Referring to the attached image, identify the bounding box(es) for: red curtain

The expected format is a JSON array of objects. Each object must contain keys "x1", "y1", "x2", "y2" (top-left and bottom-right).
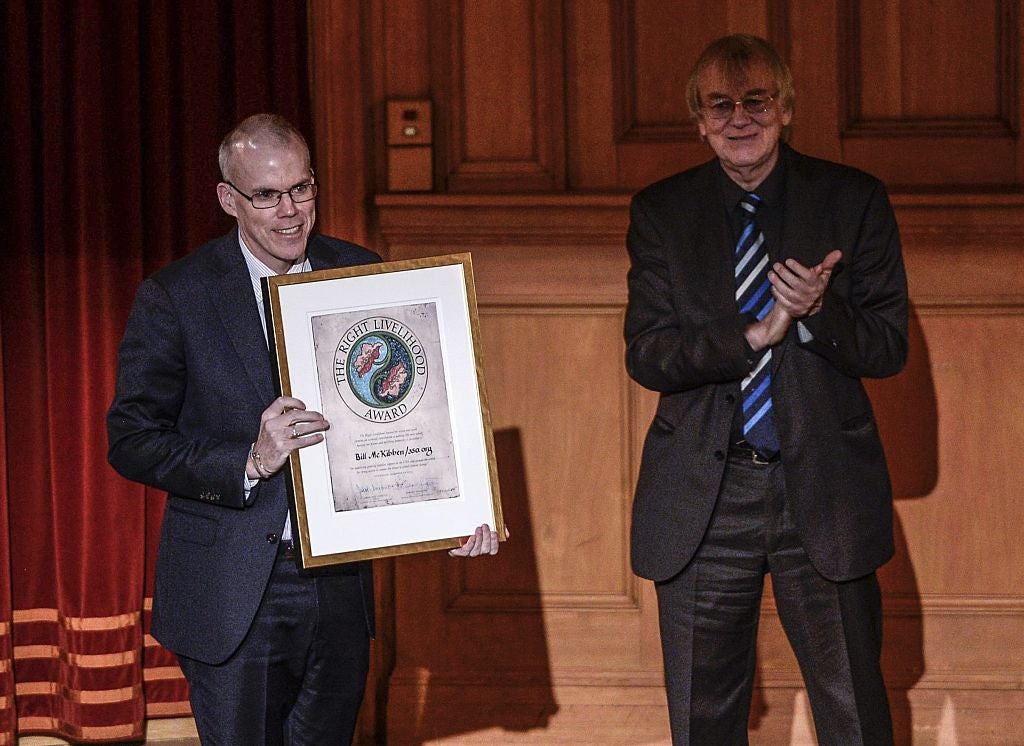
[{"x1": 1, "y1": 1, "x2": 311, "y2": 740}]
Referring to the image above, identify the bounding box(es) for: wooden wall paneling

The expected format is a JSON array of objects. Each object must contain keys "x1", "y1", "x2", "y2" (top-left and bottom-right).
[
  {"x1": 376, "y1": 198, "x2": 675, "y2": 742},
  {"x1": 308, "y1": 0, "x2": 373, "y2": 246},
  {"x1": 462, "y1": 307, "x2": 632, "y2": 613},
  {"x1": 838, "y1": 0, "x2": 1019, "y2": 187},
  {"x1": 894, "y1": 194, "x2": 1024, "y2": 306},
  {"x1": 308, "y1": 0, "x2": 1024, "y2": 737},
  {"x1": 611, "y1": 0, "x2": 723, "y2": 141},
  {"x1": 438, "y1": 0, "x2": 566, "y2": 192},
  {"x1": 891, "y1": 307, "x2": 1024, "y2": 584},
  {"x1": 856, "y1": 0, "x2": 1005, "y2": 121},
  {"x1": 876, "y1": 306, "x2": 1024, "y2": 741},
  {"x1": 373, "y1": 195, "x2": 632, "y2": 304},
  {"x1": 565, "y1": 0, "x2": 618, "y2": 189},
  {"x1": 875, "y1": 195, "x2": 1024, "y2": 741},
  {"x1": 372, "y1": 0, "x2": 434, "y2": 198},
  {"x1": 785, "y1": 1, "x2": 843, "y2": 162},
  {"x1": 367, "y1": 195, "x2": 1024, "y2": 742},
  {"x1": 1017, "y1": 1, "x2": 1024, "y2": 183},
  {"x1": 379, "y1": 0, "x2": 432, "y2": 95}
]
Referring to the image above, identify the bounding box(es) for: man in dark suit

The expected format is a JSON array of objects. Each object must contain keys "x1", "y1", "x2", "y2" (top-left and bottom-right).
[
  {"x1": 108, "y1": 114, "x2": 500, "y2": 744},
  {"x1": 624, "y1": 36, "x2": 907, "y2": 744}
]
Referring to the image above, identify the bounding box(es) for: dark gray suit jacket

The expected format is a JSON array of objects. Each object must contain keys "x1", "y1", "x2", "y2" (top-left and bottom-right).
[
  {"x1": 625, "y1": 144, "x2": 908, "y2": 584},
  {"x1": 108, "y1": 229, "x2": 380, "y2": 664}
]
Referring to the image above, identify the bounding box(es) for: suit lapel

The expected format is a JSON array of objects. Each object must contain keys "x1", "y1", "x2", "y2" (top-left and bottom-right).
[
  {"x1": 307, "y1": 234, "x2": 372, "y2": 270},
  {"x1": 307, "y1": 236, "x2": 332, "y2": 271},
  {"x1": 773, "y1": 147, "x2": 828, "y2": 371},
  {"x1": 678, "y1": 163, "x2": 736, "y2": 316},
  {"x1": 204, "y1": 231, "x2": 276, "y2": 404},
  {"x1": 779, "y1": 148, "x2": 827, "y2": 270}
]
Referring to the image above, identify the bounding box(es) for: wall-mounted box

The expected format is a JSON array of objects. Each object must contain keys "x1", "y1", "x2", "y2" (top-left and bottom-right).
[{"x1": 386, "y1": 99, "x2": 433, "y2": 191}]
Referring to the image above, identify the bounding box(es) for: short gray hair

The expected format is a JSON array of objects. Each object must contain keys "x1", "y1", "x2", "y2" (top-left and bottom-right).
[{"x1": 218, "y1": 114, "x2": 310, "y2": 182}]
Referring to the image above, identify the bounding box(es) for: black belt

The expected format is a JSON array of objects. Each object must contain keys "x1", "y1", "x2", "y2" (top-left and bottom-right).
[{"x1": 729, "y1": 440, "x2": 780, "y2": 465}]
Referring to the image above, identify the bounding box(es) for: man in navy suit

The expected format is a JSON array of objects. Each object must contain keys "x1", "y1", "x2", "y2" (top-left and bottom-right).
[
  {"x1": 625, "y1": 37, "x2": 907, "y2": 744},
  {"x1": 108, "y1": 114, "x2": 500, "y2": 744}
]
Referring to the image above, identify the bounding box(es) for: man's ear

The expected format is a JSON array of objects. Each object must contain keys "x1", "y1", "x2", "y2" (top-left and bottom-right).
[{"x1": 216, "y1": 183, "x2": 238, "y2": 218}]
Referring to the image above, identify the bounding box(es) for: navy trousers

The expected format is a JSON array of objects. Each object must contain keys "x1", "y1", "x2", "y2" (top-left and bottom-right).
[
  {"x1": 179, "y1": 548, "x2": 371, "y2": 745},
  {"x1": 655, "y1": 452, "x2": 893, "y2": 745}
]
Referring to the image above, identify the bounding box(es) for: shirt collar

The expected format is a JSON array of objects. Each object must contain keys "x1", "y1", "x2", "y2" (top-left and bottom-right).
[
  {"x1": 238, "y1": 234, "x2": 310, "y2": 282},
  {"x1": 237, "y1": 234, "x2": 311, "y2": 342},
  {"x1": 237, "y1": 234, "x2": 311, "y2": 337}
]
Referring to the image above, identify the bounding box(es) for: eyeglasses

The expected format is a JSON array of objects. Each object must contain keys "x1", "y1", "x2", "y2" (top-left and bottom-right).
[
  {"x1": 225, "y1": 171, "x2": 318, "y2": 209},
  {"x1": 701, "y1": 94, "x2": 776, "y2": 121}
]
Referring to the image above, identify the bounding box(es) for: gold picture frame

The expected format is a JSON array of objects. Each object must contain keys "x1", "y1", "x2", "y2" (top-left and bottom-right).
[{"x1": 262, "y1": 253, "x2": 504, "y2": 568}]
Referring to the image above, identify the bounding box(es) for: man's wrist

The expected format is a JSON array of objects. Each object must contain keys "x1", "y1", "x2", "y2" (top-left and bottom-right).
[
  {"x1": 249, "y1": 443, "x2": 273, "y2": 479},
  {"x1": 744, "y1": 319, "x2": 769, "y2": 352}
]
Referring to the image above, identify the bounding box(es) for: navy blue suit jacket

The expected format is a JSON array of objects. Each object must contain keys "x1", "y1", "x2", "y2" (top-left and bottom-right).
[
  {"x1": 108, "y1": 229, "x2": 380, "y2": 664},
  {"x1": 625, "y1": 145, "x2": 908, "y2": 584}
]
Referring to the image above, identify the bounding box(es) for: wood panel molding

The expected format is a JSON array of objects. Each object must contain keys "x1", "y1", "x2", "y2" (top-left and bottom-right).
[
  {"x1": 376, "y1": 194, "x2": 628, "y2": 241},
  {"x1": 830, "y1": 1, "x2": 1022, "y2": 185},
  {"x1": 839, "y1": 0, "x2": 1018, "y2": 139},
  {"x1": 437, "y1": 0, "x2": 566, "y2": 191},
  {"x1": 894, "y1": 192, "x2": 1024, "y2": 308},
  {"x1": 308, "y1": 0, "x2": 372, "y2": 246},
  {"x1": 610, "y1": 0, "x2": 701, "y2": 143},
  {"x1": 884, "y1": 594, "x2": 1024, "y2": 614},
  {"x1": 375, "y1": 191, "x2": 1024, "y2": 313}
]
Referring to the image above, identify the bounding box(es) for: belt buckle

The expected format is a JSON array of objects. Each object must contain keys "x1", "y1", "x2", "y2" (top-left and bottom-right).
[{"x1": 751, "y1": 450, "x2": 771, "y2": 466}]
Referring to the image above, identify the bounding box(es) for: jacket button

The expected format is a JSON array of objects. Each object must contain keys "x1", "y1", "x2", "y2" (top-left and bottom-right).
[
  {"x1": 725, "y1": 394, "x2": 736, "y2": 404},
  {"x1": 714, "y1": 450, "x2": 725, "y2": 461},
  {"x1": 266, "y1": 533, "x2": 279, "y2": 544}
]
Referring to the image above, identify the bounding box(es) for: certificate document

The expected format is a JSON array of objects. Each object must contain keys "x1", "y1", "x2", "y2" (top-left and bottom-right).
[{"x1": 312, "y1": 302, "x2": 459, "y2": 512}]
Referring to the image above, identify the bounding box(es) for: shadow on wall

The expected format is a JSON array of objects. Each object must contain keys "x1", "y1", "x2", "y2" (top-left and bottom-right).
[
  {"x1": 388, "y1": 427, "x2": 557, "y2": 743},
  {"x1": 867, "y1": 302, "x2": 935, "y2": 745},
  {"x1": 868, "y1": 302, "x2": 939, "y2": 500}
]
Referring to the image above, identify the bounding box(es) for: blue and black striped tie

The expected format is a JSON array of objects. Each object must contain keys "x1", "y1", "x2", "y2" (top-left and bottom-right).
[{"x1": 735, "y1": 193, "x2": 779, "y2": 455}]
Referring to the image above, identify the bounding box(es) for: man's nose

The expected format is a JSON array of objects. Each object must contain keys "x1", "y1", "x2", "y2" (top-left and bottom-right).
[
  {"x1": 276, "y1": 192, "x2": 298, "y2": 215},
  {"x1": 728, "y1": 101, "x2": 753, "y2": 124}
]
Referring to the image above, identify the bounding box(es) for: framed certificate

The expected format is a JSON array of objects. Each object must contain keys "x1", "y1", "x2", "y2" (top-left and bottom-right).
[{"x1": 262, "y1": 253, "x2": 504, "y2": 568}]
